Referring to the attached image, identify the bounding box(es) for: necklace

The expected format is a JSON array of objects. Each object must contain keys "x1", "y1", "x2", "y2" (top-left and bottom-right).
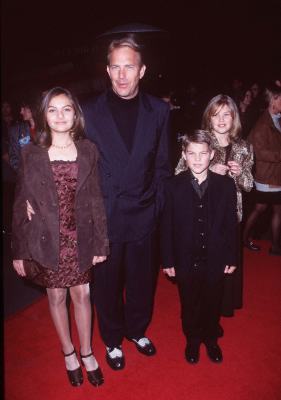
[{"x1": 51, "y1": 141, "x2": 73, "y2": 149}]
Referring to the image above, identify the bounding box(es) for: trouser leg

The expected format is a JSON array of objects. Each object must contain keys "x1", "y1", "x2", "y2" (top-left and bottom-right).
[
  {"x1": 125, "y1": 232, "x2": 158, "y2": 339},
  {"x1": 93, "y1": 242, "x2": 125, "y2": 347}
]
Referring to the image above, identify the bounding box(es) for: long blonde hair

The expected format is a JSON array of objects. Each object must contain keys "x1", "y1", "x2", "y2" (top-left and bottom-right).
[{"x1": 201, "y1": 94, "x2": 241, "y2": 141}]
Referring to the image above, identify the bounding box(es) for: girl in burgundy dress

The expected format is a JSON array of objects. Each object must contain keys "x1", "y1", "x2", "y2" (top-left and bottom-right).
[{"x1": 12, "y1": 87, "x2": 109, "y2": 388}]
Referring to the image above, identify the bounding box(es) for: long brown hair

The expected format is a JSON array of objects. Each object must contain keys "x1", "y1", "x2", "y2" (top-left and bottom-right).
[{"x1": 36, "y1": 87, "x2": 85, "y2": 148}]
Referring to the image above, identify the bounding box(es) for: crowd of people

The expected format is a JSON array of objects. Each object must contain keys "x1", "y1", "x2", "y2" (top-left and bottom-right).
[{"x1": 2, "y1": 34, "x2": 281, "y2": 389}]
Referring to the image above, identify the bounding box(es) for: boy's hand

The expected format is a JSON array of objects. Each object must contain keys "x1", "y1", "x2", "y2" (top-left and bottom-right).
[
  {"x1": 224, "y1": 265, "x2": 236, "y2": 274},
  {"x1": 163, "y1": 267, "x2": 176, "y2": 277}
]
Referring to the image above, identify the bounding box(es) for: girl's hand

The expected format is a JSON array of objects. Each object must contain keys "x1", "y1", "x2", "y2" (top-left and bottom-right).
[
  {"x1": 92, "y1": 256, "x2": 107, "y2": 265},
  {"x1": 227, "y1": 161, "x2": 242, "y2": 176},
  {"x1": 13, "y1": 260, "x2": 26, "y2": 276},
  {"x1": 26, "y1": 200, "x2": 35, "y2": 221},
  {"x1": 210, "y1": 163, "x2": 229, "y2": 175}
]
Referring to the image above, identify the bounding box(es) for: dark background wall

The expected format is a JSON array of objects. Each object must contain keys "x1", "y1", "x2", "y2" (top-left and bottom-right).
[{"x1": 2, "y1": 0, "x2": 280, "y2": 102}]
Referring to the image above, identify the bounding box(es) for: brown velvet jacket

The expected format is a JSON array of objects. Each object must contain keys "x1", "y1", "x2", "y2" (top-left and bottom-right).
[
  {"x1": 248, "y1": 110, "x2": 281, "y2": 186},
  {"x1": 12, "y1": 139, "x2": 109, "y2": 272}
]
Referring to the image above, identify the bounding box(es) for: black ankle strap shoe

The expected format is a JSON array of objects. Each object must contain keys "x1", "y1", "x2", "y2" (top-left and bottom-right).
[
  {"x1": 63, "y1": 348, "x2": 83, "y2": 387},
  {"x1": 80, "y1": 351, "x2": 104, "y2": 386}
]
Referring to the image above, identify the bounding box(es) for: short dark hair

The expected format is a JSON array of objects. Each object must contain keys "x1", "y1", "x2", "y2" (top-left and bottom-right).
[
  {"x1": 181, "y1": 129, "x2": 214, "y2": 151},
  {"x1": 36, "y1": 87, "x2": 85, "y2": 148}
]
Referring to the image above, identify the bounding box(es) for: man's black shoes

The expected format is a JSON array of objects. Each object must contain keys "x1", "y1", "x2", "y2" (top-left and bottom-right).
[
  {"x1": 129, "y1": 337, "x2": 156, "y2": 356},
  {"x1": 106, "y1": 346, "x2": 125, "y2": 370}
]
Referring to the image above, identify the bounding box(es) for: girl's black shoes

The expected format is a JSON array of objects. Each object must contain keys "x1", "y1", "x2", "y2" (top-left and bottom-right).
[
  {"x1": 80, "y1": 351, "x2": 104, "y2": 386},
  {"x1": 63, "y1": 348, "x2": 83, "y2": 387}
]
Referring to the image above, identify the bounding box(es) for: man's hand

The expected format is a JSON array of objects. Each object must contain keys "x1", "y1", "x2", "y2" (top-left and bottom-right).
[
  {"x1": 92, "y1": 256, "x2": 107, "y2": 265},
  {"x1": 163, "y1": 267, "x2": 176, "y2": 277},
  {"x1": 26, "y1": 200, "x2": 35, "y2": 221},
  {"x1": 224, "y1": 265, "x2": 236, "y2": 274},
  {"x1": 13, "y1": 260, "x2": 26, "y2": 276}
]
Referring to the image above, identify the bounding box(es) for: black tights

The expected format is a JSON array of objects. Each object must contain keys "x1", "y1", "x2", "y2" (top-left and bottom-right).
[{"x1": 243, "y1": 203, "x2": 281, "y2": 249}]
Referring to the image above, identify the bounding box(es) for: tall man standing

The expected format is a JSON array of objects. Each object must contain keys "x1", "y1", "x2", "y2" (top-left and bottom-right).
[{"x1": 82, "y1": 35, "x2": 171, "y2": 370}]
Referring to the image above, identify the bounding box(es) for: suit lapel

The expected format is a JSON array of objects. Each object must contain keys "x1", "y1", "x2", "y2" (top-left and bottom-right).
[
  {"x1": 129, "y1": 93, "x2": 153, "y2": 160},
  {"x1": 119, "y1": 93, "x2": 153, "y2": 186},
  {"x1": 94, "y1": 93, "x2": 130, "y2": 167},
  {"x1": 207, "y1": 172, "x2": 221, "y2": 230}
]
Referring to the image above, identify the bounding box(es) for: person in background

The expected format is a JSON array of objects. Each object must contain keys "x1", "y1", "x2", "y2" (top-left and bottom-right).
[
  {"x1": 243, "y1": 81, "x2": 281, "y2": 255},
  {"x1": 9, "y1": 100, "x2": 36, "y2": 172},
  {"x1": 2, "y1": 100, "x2": 15, "y2": 132},
  {"x1": 228, "y1": 76, "x2": 244, "y2": 105},
  {"x1": 250, "y1": 81, "x2": 265, "y2": 120},
  {"x1": 237, "y1": 88, "x2": 256, "y2": 138},
  {"x1": 82, "y1": 34, "x2": 171, "y2": 370},
  {"x1": 161, "y1": 130, "x2": 237, "y2": 364},
  {"x1": 12, "y1": 87, "x2": 109, "y2": 388},
  {"x1": 176, "y1": 94, "x2": 253, "y2": 318},
  {"x1": 1, "y1": 100, "x2": 16, "y2": 234}
]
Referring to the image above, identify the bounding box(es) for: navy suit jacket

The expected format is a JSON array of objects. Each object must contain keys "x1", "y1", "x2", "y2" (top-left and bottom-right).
[
  {"x1": 160, "y1": 170, "x2": 238, "y2": 282},
  {"x1": 82, "y1": 90, "x2": 171, "y2": 242}
]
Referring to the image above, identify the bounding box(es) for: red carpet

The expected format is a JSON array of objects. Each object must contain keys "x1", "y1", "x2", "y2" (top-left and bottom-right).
[{"x1": 4, "y1": 240, "x2": 281, "y2": 400}]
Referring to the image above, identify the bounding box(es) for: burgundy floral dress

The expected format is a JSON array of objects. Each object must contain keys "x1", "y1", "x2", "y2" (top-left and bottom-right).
[{"x1": 30, "y1": 160, "x2": 92, "y2": 288}]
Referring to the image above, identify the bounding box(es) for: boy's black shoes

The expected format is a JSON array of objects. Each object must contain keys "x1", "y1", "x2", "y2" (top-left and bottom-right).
[
  {"x1": 185, "y1": 343, "x2": 200, "y2": 364},
  {"x1": 204, "y1": 341, "x2": 223, "y2": 363}
]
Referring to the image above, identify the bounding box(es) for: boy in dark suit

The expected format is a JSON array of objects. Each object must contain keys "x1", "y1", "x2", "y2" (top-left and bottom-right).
[{"x1": 160, "y1": 130, "x2": 237, "y2": 364}]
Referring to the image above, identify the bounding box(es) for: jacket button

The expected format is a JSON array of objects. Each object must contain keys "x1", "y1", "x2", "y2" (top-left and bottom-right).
[
  {"x1": 106, "y1": 172, "x2": 111, "y2": 178},
  {"x1": 41, "y1": 235, "x2": 46, "y2": 241},
  {"x1": 39, "y1": 200, "x2": 44, "y2": 205},
  {"x1": 88, "y1": 219, "x2": 92, "y2": 223},
  {"x1": 198, "y1": 218, "x2": 203, "y2": 223}
]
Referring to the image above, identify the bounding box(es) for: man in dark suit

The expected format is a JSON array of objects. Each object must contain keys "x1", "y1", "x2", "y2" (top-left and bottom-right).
[
  {"x1": 82, "y1": 35, "x2": 171, "y2": 370},
  {"x1": 160, "y1": 130, "x2": 237, "y2": 364}
]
